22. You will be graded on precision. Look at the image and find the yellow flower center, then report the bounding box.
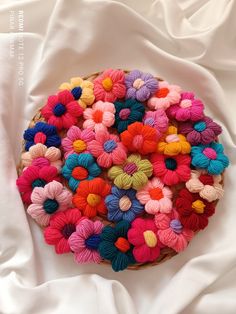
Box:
[102,77,113,91]
[192,200,205,214]
[87,194,101,207]
[119,196,132,211]
[143,230,157,248]
[73,139,86,153]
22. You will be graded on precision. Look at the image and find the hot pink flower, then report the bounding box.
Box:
[143,109,169,139]
[155,209,194,252]
[93,69,126,102]
[62,126,95,158]
[27,181,72,227]
[69,218,103,264]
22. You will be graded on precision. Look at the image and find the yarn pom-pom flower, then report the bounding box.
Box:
[136,177,173,214]
[23,122,61,151]
[68,218,104,264]
[83,101,115,132]
[143,109,169,139]
[98,220,135,272]
[127,218,164,263]
[157,126,191,156]
[108,154,153,190]
[179,116,222,145]
[191,142,229,175]
[62,153,101,192]
[93,69,126,102]
[44,208,82,254]
[87,129,127,168]
[151,153,191,186]
[21,143,62,171]
[16,165,61,204]
[73,178,111,218]
[105,186,144,222]
[59,77,95,109]
[121,122,158,155]
[155,209,194,252]
[175,188,215,231]
[41,90,83,130]
[166,92,204,122]
[147,81,181,110]
[125,69,158,102]
[62,126,95,158]
[27,181,72,227]
[114,99,145,134]
[185,170,224,202]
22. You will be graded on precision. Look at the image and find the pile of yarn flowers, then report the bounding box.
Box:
[16,69,229,272]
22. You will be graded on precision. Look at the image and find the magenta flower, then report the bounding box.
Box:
[143,109,169,139]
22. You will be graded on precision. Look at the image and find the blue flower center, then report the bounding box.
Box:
[85,234,101,250]
[144,117,155,127]
[71,87,82,100]
[31,179,46,188]
[170,219,183,234]
[61,223,76,239]
[165,158,177,170]
[43,199,59,214]
[103,139,117,153]
[194,121,206,132]
[53,103,66,117]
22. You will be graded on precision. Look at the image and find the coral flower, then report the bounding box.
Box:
[143,109,169,139]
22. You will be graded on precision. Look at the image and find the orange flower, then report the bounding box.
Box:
[73,178,111,218]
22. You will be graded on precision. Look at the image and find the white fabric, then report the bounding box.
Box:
[0,0,236,313]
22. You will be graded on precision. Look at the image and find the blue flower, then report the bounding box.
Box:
[23,122,61,151]
[105,186,144,222]
[191,142,229,175]
[61,153,101,191]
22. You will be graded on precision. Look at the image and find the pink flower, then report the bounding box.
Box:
[83,101,115,132]
[128,218,164,263]
[93,69,126,102]
[21,143,62,171]
[155,209,194,252]
[62,126,95,158]
[136,177,173,214]
[147,81,181,110]
[68,218,103,264]
[27,181,72,227]
[87,129,127,168]
[41,90,83,130]
[143,109,169,139]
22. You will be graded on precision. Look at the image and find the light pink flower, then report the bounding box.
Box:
[143,109,169,139]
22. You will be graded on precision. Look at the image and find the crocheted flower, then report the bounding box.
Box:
[136,177,173,214]
[44,208,82,254]
[125,70,158,102]
[155,209,194,252]
[147,81,181,110]
[61,153,101,192]
[191,142,229,175]
[93,69,126,102]
[23,122,61,151]
[127,218,164,263]
[151,153,191,186]
[68,218,103,264]
[41,90,83,130]
[87,129,127,168]
[16,165,61,204]
[83,101,115,132]
[157,126,191,156]
[98,220,135,272]
[114,99,145,134]
[21,143,62,171]
[179,116,222,145]
[166,92,204,121]
[108,154,153,190]
[62,126,95,158]
[73,178,111,218]
[27,181,72,227]
[143,109,169,139]
[105,187,144,222]
[59,77,95,109]
[121,122,158,155]
[175,188,215,231]
[186,170,224,202]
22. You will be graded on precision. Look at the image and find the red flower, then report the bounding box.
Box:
[44,208,83,254]
[41,90,83,130]
[175,188,215,231]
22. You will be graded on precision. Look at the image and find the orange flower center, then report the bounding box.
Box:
[192,200,205,214]
[87,193,101,207]
[155,87,169,98]
[72,166,88,180]
[143,230,157,248]
[93,110,103,123]
[73,139,86,153]
[149,187,164,200]
[102,77,113,91]
[114,237,130,253]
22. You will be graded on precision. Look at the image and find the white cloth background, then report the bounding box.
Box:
[0,0,236,313]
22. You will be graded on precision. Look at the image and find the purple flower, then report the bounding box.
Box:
[179,116,222,145]
[125,70,158,102]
